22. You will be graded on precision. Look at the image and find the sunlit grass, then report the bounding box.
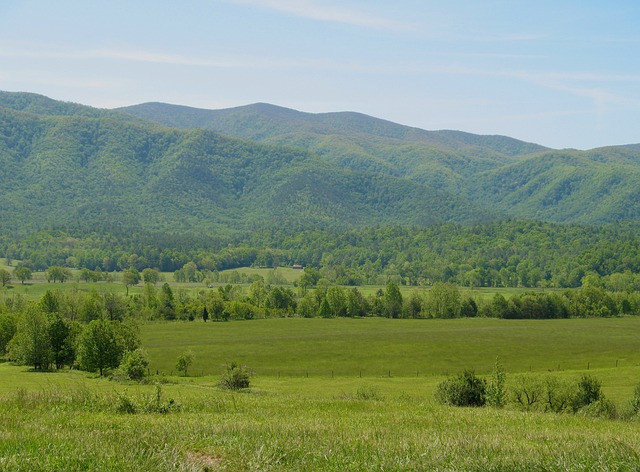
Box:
[140,317,640,384]
[2,362,640,471]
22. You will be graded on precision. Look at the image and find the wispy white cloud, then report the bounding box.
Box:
[229,0,415,32]
[0,44,255,68]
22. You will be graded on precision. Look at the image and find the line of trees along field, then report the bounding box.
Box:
[3,220,640,289]
[2,278,640,372]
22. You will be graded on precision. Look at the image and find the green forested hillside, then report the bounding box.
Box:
[2,91,640,242]
[474,148,640,223]
[0,92,492,238]
[2,92,640,286]
[120,100,640,222]
[119,102,548,194]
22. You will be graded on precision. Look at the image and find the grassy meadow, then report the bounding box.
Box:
[3,316,640,470]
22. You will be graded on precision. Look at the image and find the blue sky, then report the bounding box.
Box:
[0,0,638,149]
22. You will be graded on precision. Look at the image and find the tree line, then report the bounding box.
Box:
[3,220,640,289]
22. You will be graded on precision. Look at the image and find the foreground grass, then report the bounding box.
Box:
[1,364,640,471]
[3,317,640,470]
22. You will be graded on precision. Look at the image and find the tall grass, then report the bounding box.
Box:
[1,371,640,471]
[3,316,640,470]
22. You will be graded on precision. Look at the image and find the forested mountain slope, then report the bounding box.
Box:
[473,147,640,223]
[0,92,493,237]
[120,100,640,224]
[119,102,548,194]
[1,91,639,236]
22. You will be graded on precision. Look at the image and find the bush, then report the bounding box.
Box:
[435,370,486,407]
[511,374,543,411]
[628,383,640,415]
[117,349,149,381]
[486,357,506,408]
[577,398,617,419]
[175,351,195,377]
[572,375,603,412]
[115,391,137,414]
[142,384,177,413]
[542,375,576,413]
[355,385,383,401]
[219,362,251,390]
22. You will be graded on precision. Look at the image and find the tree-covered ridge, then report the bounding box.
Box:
[473,148,640,223]
[120,100,640,224]
[3,220,640,289]
[119,102,548,195]
[0,94,494,235]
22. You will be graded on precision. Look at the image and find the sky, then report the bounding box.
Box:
[0,0,639,150]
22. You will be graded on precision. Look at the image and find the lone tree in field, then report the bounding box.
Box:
[13,266,32,285]
[46,266,71,283]
[0,269,11,287]
[122,268,141,296]
[176,351,194,376]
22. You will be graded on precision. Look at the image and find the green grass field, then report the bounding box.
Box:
[141,317,640,383]
[3,317,640,470]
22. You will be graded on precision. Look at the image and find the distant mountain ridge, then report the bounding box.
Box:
[120,100,640,224]
[0,91,494,237]
[0,91,639,236]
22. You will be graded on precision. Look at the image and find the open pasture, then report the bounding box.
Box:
[3,316,640,470]
[141,317,640,399]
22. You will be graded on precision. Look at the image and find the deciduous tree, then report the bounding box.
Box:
[13,266,31,285]
[9,307,52,370]
[78,319,124,376]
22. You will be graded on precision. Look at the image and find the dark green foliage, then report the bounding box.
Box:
[435,370,487,407]
[158,283,176,320]
[572,375,603,412]
[383,281,403,318]
[13,266,32,284]
[219,362,251,390]
[0,313,17,355]
[0,269,10,286]
[48,314,71,369]
[629,383,640,415]
[46,266,71,283]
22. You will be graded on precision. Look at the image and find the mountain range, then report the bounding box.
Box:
[1,90,639,239]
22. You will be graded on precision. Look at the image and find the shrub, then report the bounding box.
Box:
[117,349,149,381]
[542,375,576,413]
[577,398,617,419]
[486,357,506,408]
[219,362,251,390]
[115,391,137,414]
[628,383,640,415]
[435,370,486,407]
[572,375,603,412]
[355,385,383,401]
[511,374,543,411]
[142,384,177,414]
